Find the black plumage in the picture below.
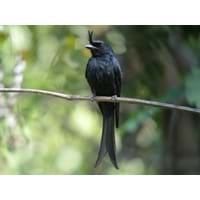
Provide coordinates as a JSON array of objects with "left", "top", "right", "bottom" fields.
[{"left": 85, "top": 31, "right": 122, "bottom": 169}]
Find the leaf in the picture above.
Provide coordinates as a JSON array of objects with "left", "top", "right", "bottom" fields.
[
  {"left": 185, "top": 67, "right": 200, "bottom": 107},
  {"left": 0, "top": 31, "right": 8, "bottom": 43}
]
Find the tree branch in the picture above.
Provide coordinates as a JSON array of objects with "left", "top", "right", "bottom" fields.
[{"left": 0, "top": 88, "right": 199, "bottom": 114}]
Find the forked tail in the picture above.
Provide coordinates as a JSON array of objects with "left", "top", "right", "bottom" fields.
[{"left": 95, "top": 111, "right": 118, "bottom": 169}]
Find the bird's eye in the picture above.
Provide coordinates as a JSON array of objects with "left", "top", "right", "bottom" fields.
[
  {"left": 94, "top": 41, "right": 103, "bottom": 47},
  {"left": 96, "top": 43, "right": 102, "bottom": 47}
]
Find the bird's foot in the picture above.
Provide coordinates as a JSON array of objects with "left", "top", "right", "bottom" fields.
[
  {"left": 111, "top": 95, "right": 117, "bottom": 101},
  {"left": 90, "top": 94, "right": 96, "bottom": 102}
]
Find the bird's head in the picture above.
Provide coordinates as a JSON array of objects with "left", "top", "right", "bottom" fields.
[{"left": 85, "top": 31, "right": 113, "bottom": 57}]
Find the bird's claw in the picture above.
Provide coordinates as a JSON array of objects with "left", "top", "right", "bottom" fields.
[
  {"left": 111, "top": 95, "right": 117, "bottom": 101},
  {"left": 90, "top": 95, "right": 96, "bottom": 102}
]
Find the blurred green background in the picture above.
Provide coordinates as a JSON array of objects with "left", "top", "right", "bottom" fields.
[{"left": 0, "top": 25, "right": 200, "bottom": 174}]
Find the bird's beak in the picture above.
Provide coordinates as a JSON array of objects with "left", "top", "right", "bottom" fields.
[{"left": 85, "top": 44, "right": 98, "bottom": 50}]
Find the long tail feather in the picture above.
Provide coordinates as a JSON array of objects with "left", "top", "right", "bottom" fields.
[
  {"left": 115, "top": 103, "right": 119, "bottom": 128},
  {"left": 106, "top": 112, "right": 118, "bottom": 169},
  {"left": 95, "top": 117, "right": 108, "bottom": 167},
  {"left": 95, "top": 107, "right": 118, "bottom": 169}
]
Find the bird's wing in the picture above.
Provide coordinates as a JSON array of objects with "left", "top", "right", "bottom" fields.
[
  {"left": 113, "top": 57, "right": 122, "bottom": 128},
  {"left": 114, "top": 61, "right": 122, "bottom": 96},
  {"left": 85, "top": 58, "right": 96, "bottom": 95}
]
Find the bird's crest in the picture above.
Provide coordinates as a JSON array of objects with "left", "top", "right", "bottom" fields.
[
  {"left": 88, "top": 31, "right": 94, "bottom": 44},
  {"left": 88, "top": 30, "right": 104, "bottom": 46}
]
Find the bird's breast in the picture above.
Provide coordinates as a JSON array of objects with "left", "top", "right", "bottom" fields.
[{"left": 87, "top": 57, "right": 115, "bottom": 95}]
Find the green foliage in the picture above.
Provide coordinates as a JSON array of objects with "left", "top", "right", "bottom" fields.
[{"left": 185, "top": 67, "right": 200, "bottom": 107}]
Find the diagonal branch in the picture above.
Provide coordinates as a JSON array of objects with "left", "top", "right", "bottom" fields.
[{"left": 0, "top": 88, "right": 199, "bottom": 114}]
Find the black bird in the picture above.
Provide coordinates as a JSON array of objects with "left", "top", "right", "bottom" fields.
[{"left": 85, "top": 31, "right": 122, "bottom": 169}]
